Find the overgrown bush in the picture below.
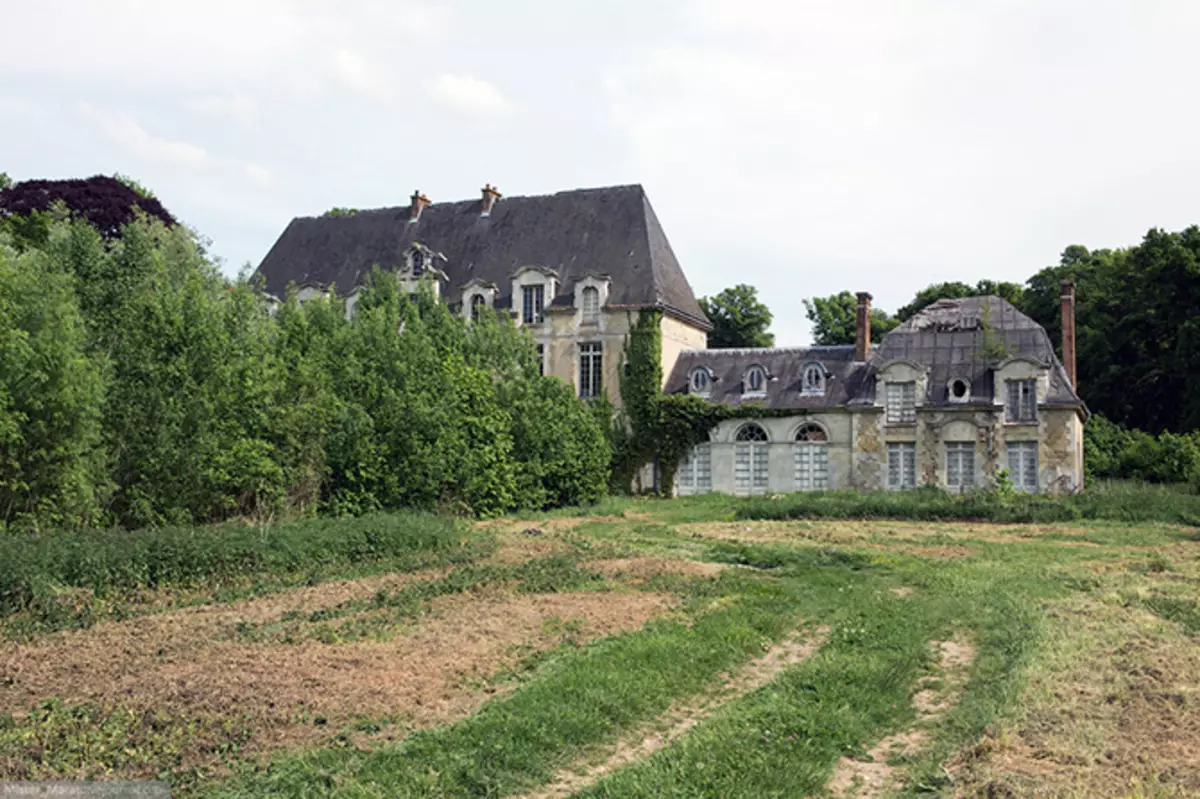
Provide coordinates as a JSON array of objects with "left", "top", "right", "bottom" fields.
[{"left": 1085, "top": 414, "right": 1200, "bottom": 485}]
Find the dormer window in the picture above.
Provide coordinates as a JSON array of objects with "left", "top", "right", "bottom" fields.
[
  {"left": 948, "top": 378, "right": 971, "bottom": 403},
  {"left": 522, "top": 284, "right": 545, "bottom": 325},
  {"left": 410, "top": 249, "right": 425, "bottom": 276},
  {"left": 801, "top": 363, "right": 826, "bottom": 396},
  {"left": 470, "top": 293, "right": 486, "bottom": 322},
  {"left": 689, "top": 367, "right": 712, "bottom": 396},
  {"left": 744, "top": 365, "right": 766, "bottom": 396},
  {"left": 1006, "top": 379, "right": 1037, "bottom": 423},
  {"left": 581, "top": 286, "right": 600, "bottom": 322}
]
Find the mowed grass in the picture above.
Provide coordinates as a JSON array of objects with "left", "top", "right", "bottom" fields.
[{"left": 4, "top": 493, "right": 1199, "bottom": 797}]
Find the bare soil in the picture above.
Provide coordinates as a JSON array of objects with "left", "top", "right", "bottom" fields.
[
  {"left": 0, "top": 589, "right": 671, "bottom": 772},
  {"left": 517, "top": 626, "right": 829, "bottom": 799}
]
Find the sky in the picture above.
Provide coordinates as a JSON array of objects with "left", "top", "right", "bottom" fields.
[{"left": 3, "top": 0, "right": 1199, "bottom": 345}]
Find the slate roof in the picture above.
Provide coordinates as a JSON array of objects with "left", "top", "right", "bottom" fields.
[
  {"left": 254, "top": 184, "right": 710, "bottom": 329},
  {"left": 664, "top": 296, "right": 1085, "bottom": 412}
]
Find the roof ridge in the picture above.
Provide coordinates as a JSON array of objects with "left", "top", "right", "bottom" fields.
[{"left": 680, "top": 345, "right": 853, "bottom": 355}]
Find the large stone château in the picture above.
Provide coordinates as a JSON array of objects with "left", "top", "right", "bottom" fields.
[{"left": 256, "top": 184, "right": 1086, "bottom": 496}]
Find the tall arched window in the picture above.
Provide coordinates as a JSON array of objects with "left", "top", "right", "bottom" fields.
[
  {"left": 470, "top": 293, "right": 486, "bottom": 322},
  {"left": 734, "top": 423, "right": 769, "bottom": 495},
  {"left": 794, "top": 423, "right": 829, "bottom": 490},
  {"left": 744, "top": 366, "right": 766, "bottom": 395},
  {"left": 410, "top": 249, "right": 425, "bottom": 275},
  {"left": 801, "top": 363, "right": 825, "bottom": 395},
  {"left": 581, "top": 286, "right": 600, "bottom": 322}
]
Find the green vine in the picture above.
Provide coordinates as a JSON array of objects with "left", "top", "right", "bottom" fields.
[{"left": 976, "top": 304, "right": 1011, "bottom": 363}]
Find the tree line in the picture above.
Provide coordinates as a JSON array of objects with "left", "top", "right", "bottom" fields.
[{"left": 0, "top": 185, "right": 608, "bottom": 532}]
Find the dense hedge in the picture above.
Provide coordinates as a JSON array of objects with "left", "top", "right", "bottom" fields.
[
  {"left": 0, "top": 511, "right": 465, "bottom": 615},
  {"left": 735, "top": 483, "right": 1200, "bottom": 526},
  {"left": 1084, "top": 413, "right": 1200, "bottom": 484},
  {"left": 0, "top": 216, "right": 610, "bottom": 530}
]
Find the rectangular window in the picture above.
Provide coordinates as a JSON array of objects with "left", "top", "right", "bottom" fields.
[
  {"left": 886, "top": 381, "right": 917, "bottom": 425},
  {"left": 887, "top": 442, "right": 917, "bottom": 490},
  {"left": 735, "top": 443, "right": 770, "bottom": 494},
  {"left": 522, "top": 284, "right": 545, "bottom": 325},
  {"left": 1006, "top": 379, "right": 1037, "bottom": 423},
  {"left": 945, "top": 442, "right": 975, "bottom": 491},
  {"left": 794, "top": 444, "right": 829, "bottom": 491},
  {"left": 1007, "top": 441, "right": 1039, "bottom": 493},
  {"left": 536, "top": 344, "right": 545, "bottom": 376},
  {"left": 579, "top": 342, "right": 603, "bottom": 398},
  {"left": 678, "top": 444, "right": 712, "bottom": 495}
]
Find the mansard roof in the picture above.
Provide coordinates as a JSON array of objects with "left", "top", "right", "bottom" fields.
[
  {"left": 254, "top": 184, "right": 710, "bottom": 330},
  {"left": 665, "top": 296, "right": 1084, "bottom": 411}
]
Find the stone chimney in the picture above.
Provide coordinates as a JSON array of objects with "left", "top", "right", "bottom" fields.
[
  {"left": 481, "top": 183, "right": 502, "bottom": 216},
  {"left": 854, "top": 291, "right": 873, "bottom": 362},
  {"left": 1061, "top": 280, "right": 1077, "bottom": 389},
  {"left": 408, "top": 190, "right": 431, "bottom": 223}
]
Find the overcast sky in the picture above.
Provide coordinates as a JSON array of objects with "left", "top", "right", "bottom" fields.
[{"left": 2, "top": 0, "right": 1198, "bottom": 344}]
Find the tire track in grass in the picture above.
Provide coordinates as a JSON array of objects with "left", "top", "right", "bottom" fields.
[
  {"left": 516, "top": 626, "right": 829, "bottom": 799},
  {"left": 827, "top": 634, "right": 977, "bottom": 798}
]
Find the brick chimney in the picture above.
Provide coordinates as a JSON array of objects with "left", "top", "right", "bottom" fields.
[
  {"left": 854, "top": 291, "right": 873, "bottom": 362},
  {"left": 408, "top": 190, "right": 430, "bottom": 223},
  {"left": 1061, "top": 280, "right": 1077, "bottom": 389},
  {"left": 480, "top": 183, "right": 502, "bottom": 216}
]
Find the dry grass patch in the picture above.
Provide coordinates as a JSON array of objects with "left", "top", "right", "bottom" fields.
[
  {"left": 829, "top": 634, "right": 976, "bottom": 798},
  {"left": 0, "top": 590, "right": 671, "bottom": 777},
  {"left": 516, "top": 626, "right": 830, "bottom": 799},
  {"left": 589, "top": 557, "right": 726, "bottom": 584},
  {"left": 952, "top": 596, "right": 1200, "bottom": 798}
]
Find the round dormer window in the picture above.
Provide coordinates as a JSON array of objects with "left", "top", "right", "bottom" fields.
[
  {"left": 949, "top": 378, "right": 970, "bottom": 401},
  {"left": 802, "top": 363, "right": 825, "bottom": 394},
  {"left": 745, "top": 366, "right": 766, "bottom": 393},
  {"left": 690, "top": 368, "right": 710, "bottom": 394}
]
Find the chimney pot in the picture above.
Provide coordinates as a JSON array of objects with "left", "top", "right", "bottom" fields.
[
  {"left": 409, "top": 190, "right": 431, "bottom": 222},
  {"left": 1060, "top": 280, "right": 1077, "bottom": 389},
  {"left": 481, "top": 183, "right": 502, "bottom": 216},
  {"left": 854, "top": 291, "right": 873, "bottom": 362}
]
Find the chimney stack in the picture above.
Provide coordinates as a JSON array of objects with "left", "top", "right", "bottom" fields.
[
  {"left": 480, "top": 183, "right": 502, "bottom": 216},
  {"left": 408, "top": 190, "right": 430, "bottom": 223},
  {"left": 1061, "top": 280, "right": 1077, "bottom": 389},
  {"left": 855, "top": 291, "right": 873, "bottom": 362}
]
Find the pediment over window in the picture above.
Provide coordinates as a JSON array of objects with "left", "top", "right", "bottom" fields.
[
  {"left": 461, "top": 279, "right": 499, "bottom": 321},
  {"left": 400, "top": 243, "right": 448, "bottom": 281}
]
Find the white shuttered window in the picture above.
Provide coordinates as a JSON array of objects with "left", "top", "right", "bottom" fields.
[
  {"left": 735, "top": 424, "right": 770, "bottom": 495},
  {"left": 677, "top": 445, "right": 712, "bottom": 495},
  {"left": 1007, "top": 441, "right": 1039, "bottom": 493},
  {"left": 945, "top": 442, "right": 975, "bottom": 491},
  {"left": 887, "top": 442, "right": 917, "bottom": 490},
  {"left": 886, "top": 382, "right": 917, "bottom": 424}
]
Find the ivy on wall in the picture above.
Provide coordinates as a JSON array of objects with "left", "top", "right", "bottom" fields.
[{"left": 612, "top": 310, "right": 813, "bottom": 494}]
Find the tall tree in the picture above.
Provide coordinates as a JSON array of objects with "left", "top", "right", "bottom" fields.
[
  {"left": 803, "top": 291, "right": 899, "bottom": 346},
  {"left": 0, "top": 174, "right": 176, "bottom": 244},
  {"left": 699, "top": 284, "right": 775, "bottom": 348}
]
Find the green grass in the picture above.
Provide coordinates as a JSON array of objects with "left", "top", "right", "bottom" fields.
[{"left": 0, "top": 511, "right": 479, "bottom": 638}]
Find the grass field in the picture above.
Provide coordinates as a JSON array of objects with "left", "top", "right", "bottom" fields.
[{"left": 2, "top": 495, "right": 1198, "bottom": 797}]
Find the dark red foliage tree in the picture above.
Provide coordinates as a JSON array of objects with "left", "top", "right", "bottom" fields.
[{"left": 0, "top": 175, "right": 177, "bottom": 238}]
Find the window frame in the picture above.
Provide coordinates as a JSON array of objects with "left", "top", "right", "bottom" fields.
[
  {"left": 578, "top": 341, "right": 603, "bottom": 399},
  {"left": 945, "top": 441, "right": 976, "bottom": 492},
  {"left": 536, "top": 343, "right": 545, "bottom": 377},
  {"left": 885, "top": 381, "right": 917, "bottom": 425},
  {"left": 794, "top": 423, "right": 830, "bottom": 491},
  {"left": 744, "top": 366, "right": 767, "bottom": 396},
  {"left": 734, "top": 423, "right": 770, "bottom": 495},
  {"left": 580, "top": 285, "right": 600, "bottom": 323},
  {"left": 886, "top": 442, "right": 917, "bottom": 490},
  {"left": 677, "top": 443, "right": 713, "bottom": 496},
  {"left": 1005, "top": 379, "right": 1037, "bottom": 424},
  {"left": 689, "top": 367, "right": 711, "bottom": 396},
  {"left": 522, "top": 284, "right": 545, "bottom": 325},
  {"left": 470, "top": 293, "right": 486, "bottom": 322},
  {"left": 1006, "top": 441, "right": 1039, "bottom": 493},
  {"left": 801, "top": 363, "right": 826, "bottom": 396}
]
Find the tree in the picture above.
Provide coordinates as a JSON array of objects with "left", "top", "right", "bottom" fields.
[
  {"left": 894, "top": 279, "right": 1026, "bottom": 322},
  {"left": 0, "top": 175, "right": 176, "bottom": 241},
  {"left": 698, "top": 284, "right": 775, "bottom": 348},
  {"left": 0, "top": 173, "right": 11, "bottom": 190},
  {"left": 803, "top": 291, "right": 899, "bottom": 346}
]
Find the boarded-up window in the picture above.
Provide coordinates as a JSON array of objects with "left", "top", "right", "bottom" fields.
[
  {"left": 887, "top": 442, "right": 916, "bottom": 490},
  {"left": 1007, "top": 441, "right": 1038, "bottom": 492},
  {"left": 886, "top": 382, "right": 916, "bottom": 424},
  {"left": 945, "top": 442, "right": 975, "bottom": 491}
]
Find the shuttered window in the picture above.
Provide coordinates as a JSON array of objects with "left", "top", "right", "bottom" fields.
[
  {"left": 794, "top": 444, "right": 829, "bottom": 490},
  {"left": 735, "top": 424, "right": 770, "bottom": 495},
  {"left": 886, "top": 382, "right": 916, "bottom": 424},
  {"left": 1007, "top": 441, "right": 1039, "bottom": 493},
  {"left": 677, "top": 444, "right": 712, "bottom": 496},
  {"left": 1006, "top": 379, "right": 1037, "bottom": 423},
  {"left": 887, "top": 442, "right": 917, "bottom": 490},
  {"left": 945, "top": 442, "right": 975, "bottom": 491}
]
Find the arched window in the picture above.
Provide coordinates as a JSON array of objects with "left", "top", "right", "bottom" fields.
[
  {"left": 794, "top": 423, "right": 829, "bottom": 490},
  {"left": 581, "top": 286, "right": 600, "bottom": 322},
  {"left": 470, "top": 293, "right": 486, "bottom": 322},
  {"left": 734, "top": 423, "right": 769, "bottom": 495},
  {"left": 744, "top": 366, "right": 766, "bottom": 395},
  {"left": 410, "top": 249, "right": 425, "bottom": 275},
  {"left": 690, "top": 367, "right": 711, "bottom": 395},
  {"left": 802, "top": 363, "right": 825, "bottom": 395}
]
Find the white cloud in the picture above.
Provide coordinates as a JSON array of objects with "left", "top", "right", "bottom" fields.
[
  {"left": 432, "top": 74, "right": 509, "bottom": 116},
  {"left": 185, "top": 93, "right": 258, "bottom": 126},
  {"left": 332, "top": 49, "right": 388, "bottom": 99},
  {"left": 79, "top": 103, "right": 211, "bottom": 168},
  {"left": 243, "top": 164, "right": 273, "bottom": 187}
]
